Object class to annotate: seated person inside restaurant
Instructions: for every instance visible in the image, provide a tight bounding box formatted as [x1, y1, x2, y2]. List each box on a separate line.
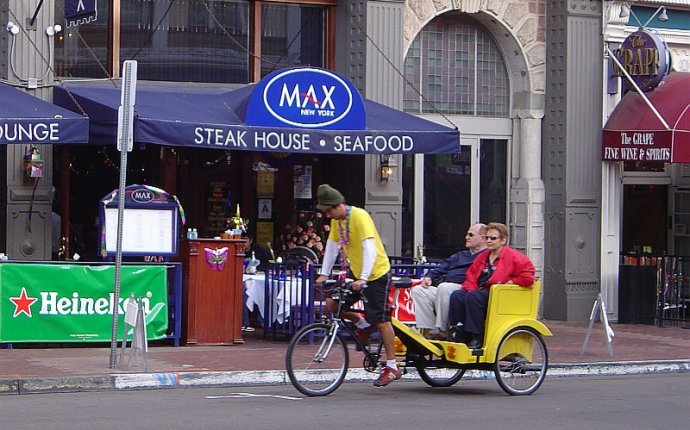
[411, 223, 487, 340]
[447, 222, 535, 348]
[246, 234, 271, 272]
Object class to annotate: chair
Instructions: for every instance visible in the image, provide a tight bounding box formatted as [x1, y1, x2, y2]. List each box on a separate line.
[283, 246, 319, 264]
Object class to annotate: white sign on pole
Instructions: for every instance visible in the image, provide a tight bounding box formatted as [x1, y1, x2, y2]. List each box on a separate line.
[117, 61, 137, 152]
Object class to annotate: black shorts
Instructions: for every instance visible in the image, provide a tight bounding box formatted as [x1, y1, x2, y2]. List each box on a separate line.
[325, 272, 392, 323]
[360, 272, 392, 324]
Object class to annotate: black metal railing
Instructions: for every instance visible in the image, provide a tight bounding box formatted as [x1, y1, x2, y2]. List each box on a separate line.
[260, 260, 440, 339]
[620, 254, 690, 327]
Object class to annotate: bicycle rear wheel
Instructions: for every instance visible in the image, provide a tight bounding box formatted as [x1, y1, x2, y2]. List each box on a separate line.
[286, 323, 349, 396]
[493, 328, 548, 396]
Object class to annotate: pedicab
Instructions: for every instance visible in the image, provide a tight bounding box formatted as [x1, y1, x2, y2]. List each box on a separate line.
[286, 277, 551, 396]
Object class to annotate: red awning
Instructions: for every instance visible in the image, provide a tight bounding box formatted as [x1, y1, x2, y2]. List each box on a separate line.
[602, 72, 690, 163]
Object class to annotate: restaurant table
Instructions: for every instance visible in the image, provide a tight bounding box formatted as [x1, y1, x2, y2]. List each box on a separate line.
[243, 272, 313, 324]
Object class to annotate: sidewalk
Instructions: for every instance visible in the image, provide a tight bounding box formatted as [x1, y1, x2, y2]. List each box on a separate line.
[1, 320, 689, 394]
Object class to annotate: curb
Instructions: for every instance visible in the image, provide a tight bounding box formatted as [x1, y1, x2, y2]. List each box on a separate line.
[1, 359, 688, 395]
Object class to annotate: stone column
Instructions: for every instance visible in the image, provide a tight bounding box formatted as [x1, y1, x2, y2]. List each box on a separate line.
[3, 0, 57, 260]
[511, 112, 545, 283]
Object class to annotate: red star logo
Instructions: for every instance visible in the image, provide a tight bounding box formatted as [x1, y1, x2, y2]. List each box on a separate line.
[9, 287, 38, 318]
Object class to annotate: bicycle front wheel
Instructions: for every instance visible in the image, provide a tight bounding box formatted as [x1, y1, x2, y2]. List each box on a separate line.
[286, 323, 349, 396]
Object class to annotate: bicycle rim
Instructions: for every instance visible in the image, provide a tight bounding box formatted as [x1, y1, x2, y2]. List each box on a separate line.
[286, 323, 349, 396]
[493, 328, 548, 395]
[416, 365, 465, 387]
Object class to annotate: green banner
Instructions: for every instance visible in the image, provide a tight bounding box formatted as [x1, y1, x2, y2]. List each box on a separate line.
[0, 264, 168, 343]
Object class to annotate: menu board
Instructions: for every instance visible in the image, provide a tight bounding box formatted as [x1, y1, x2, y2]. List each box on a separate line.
[206, 181, 230, 236]
[104, 208, 175, 254]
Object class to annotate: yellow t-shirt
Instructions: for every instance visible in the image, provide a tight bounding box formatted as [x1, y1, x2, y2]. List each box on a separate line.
[328, 206, 390, 281]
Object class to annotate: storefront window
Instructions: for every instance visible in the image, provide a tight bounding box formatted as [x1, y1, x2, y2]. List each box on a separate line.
[55, 0, 326, 83]
[260, 3, 325, 77]
[623, 161, 666, 173]
[54, 1, 110, 78]
[403, 14, 509, 116]
[479, 139, 507, 224]
[422, 152, 471, 258]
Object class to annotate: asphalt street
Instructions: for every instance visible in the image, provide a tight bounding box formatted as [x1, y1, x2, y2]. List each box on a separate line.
[1, 373, 688, 430]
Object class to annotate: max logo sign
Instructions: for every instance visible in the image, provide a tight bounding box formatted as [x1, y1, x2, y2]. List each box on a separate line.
[247, 67, 366, 130]
[131, 189, 154, 203]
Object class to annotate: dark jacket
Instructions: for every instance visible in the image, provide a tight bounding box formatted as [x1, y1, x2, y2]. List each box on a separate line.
[426, 249, 487, 285]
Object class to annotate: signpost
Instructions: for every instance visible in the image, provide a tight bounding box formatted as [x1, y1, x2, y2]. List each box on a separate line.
[110, 60, 137, 369]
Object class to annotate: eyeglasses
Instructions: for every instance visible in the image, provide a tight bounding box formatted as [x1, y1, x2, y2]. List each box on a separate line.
[484, 235, 501, 241]
[465, 232, 476, 237]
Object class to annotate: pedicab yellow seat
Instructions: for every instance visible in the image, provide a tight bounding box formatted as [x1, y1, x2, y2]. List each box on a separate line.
[434, 279, 551, 364]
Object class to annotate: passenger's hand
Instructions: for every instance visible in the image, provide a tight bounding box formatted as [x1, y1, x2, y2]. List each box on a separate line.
[421, 277, 432, 288]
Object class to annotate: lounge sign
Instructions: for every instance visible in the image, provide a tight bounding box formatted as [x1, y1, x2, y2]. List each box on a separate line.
[0, 264, 168, 342]
[613, 30, 670, 92]
[0, 121, 62, 144]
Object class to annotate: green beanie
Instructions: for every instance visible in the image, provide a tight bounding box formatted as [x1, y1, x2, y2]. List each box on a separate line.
[316, 184, 345, 210]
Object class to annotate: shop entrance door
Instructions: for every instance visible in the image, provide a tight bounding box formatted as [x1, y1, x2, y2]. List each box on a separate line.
[622, 184, 668, 255]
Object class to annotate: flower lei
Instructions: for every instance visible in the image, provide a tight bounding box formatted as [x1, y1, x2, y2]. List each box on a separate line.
[337, 205, 351, 280]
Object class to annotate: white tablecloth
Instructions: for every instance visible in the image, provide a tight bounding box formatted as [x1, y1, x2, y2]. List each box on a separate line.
[243, 273, 311, 323]
[243, 273, 266, 319]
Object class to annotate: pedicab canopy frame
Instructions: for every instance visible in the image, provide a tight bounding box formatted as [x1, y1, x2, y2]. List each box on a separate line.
[54, 67, 460, 155]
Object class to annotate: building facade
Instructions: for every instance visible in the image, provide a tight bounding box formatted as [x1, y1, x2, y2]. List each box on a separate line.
[4, 0, 616, 320]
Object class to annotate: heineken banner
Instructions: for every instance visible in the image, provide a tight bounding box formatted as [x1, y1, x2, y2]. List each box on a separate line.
[0, 264, 168, 343]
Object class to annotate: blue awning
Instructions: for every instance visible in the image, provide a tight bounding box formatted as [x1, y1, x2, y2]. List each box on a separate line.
[0, 83, 89, 145]
[54, 78, 460, 155]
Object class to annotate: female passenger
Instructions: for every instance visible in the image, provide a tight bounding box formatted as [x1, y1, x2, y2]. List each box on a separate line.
[447, 222, 535, 348]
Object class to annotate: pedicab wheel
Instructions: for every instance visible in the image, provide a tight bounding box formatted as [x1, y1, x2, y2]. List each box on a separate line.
[286, 323, 349, 397]
[493, 328, 548, 396]
[415, 362, 465, 387]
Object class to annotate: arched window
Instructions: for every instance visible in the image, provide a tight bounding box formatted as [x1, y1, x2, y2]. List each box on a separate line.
[404, 14, 509, 116]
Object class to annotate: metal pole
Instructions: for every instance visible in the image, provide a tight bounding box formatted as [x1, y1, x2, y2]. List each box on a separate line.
[109, 138, 129, 368]
[109, 61, 137, 368]
[606, 47, 670, 130]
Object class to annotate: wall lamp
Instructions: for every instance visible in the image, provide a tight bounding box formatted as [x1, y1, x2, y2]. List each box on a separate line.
[6, 21, 20, 35]
[620, 4, 668, 29]
[379, 154, 394, 182]
[5, 21, 62, 88]
[46, 24, 62, 37]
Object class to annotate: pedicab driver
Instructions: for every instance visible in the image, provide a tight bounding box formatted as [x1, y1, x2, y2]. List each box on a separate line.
[314, 184, 401, 387]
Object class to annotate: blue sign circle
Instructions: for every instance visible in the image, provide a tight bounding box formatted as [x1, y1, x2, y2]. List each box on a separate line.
[262, 68, 354, 128]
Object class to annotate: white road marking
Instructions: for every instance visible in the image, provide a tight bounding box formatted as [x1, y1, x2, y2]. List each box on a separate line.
[206, 392, 302, 401]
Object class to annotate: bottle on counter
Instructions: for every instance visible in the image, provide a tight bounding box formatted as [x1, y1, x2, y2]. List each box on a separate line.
[247, 251, 260, 274]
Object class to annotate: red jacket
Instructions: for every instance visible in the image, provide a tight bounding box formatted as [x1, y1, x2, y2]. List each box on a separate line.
[462, 245, 535, 291]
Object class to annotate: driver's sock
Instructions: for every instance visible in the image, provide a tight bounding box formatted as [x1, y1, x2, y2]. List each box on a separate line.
[386, 359, 398, 370]
[355, 319, 372, 329]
